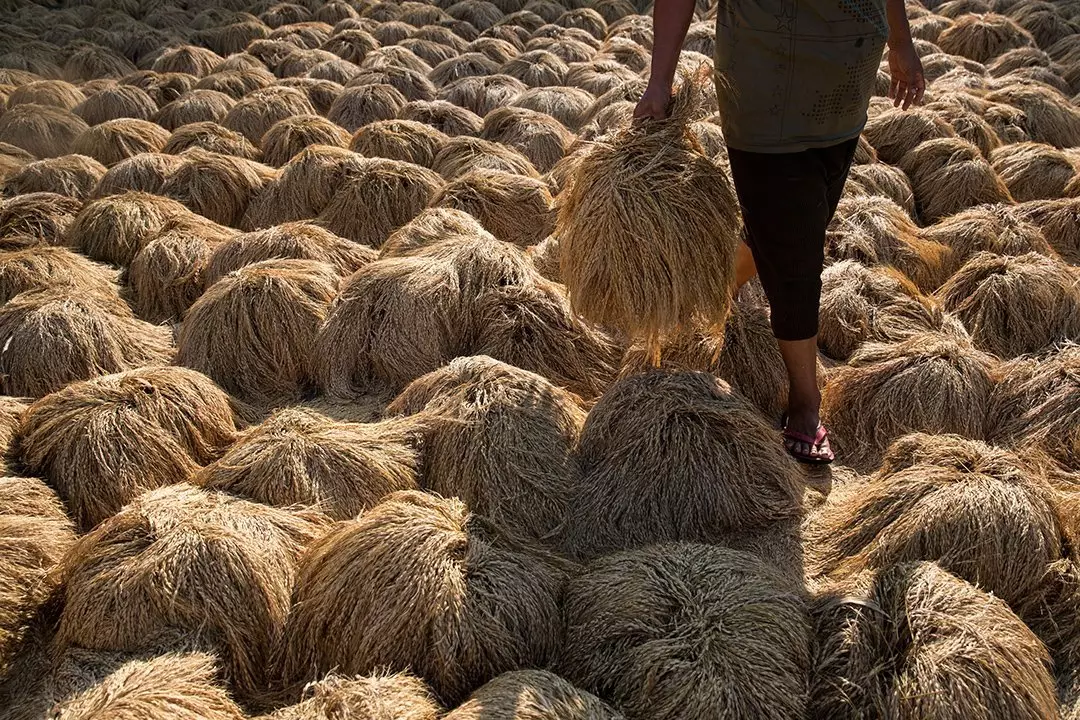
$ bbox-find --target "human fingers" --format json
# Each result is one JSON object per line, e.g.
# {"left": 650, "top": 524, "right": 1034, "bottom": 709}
{"left": 889, "top": 75, "right": 900, "bottom": 100}
{"left": 893, "top": 79, "right": 907, "bottom": 107}
{"left": 913, "top": 73, "right": 926, "bottom": 105}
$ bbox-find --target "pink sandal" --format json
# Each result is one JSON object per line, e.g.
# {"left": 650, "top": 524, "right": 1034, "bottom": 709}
{"left": 782, "top": 420, "right": 835, "bottom": 464}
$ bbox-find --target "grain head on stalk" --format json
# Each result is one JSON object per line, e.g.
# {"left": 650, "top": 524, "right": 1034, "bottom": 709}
{"left": 2, "top": 154, "right": 106, "bottom": 200}
{"left": 556, "top": 70, "right": 739, "bottom": 359}
{"left": 0, "top": 246, "right": 119, "bottom": 305}
{"left": 162, "top": 121, "right": 262, "bottom": 160}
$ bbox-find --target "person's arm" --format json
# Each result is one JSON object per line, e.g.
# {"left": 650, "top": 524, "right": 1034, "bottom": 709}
{"left": 634, "top": 0, "right": 697, "bottom": 119}
{"left": 886, "top": 0, "right": 925, "bottom": 109}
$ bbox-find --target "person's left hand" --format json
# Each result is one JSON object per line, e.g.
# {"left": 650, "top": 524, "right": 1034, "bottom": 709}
{"left": 887, "top": 41, "right": 925, "bottom": 110}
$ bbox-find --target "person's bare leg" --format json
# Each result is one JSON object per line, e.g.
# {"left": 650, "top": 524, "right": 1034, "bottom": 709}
{"left": 777, "top": 336, "right": 825, "bottom": 458}
{"left": 734, "top": 240, "right": 757, "bottom": 290}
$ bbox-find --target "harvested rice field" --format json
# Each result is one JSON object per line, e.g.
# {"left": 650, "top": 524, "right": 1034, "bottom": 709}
{"left": 0, "top": 0, "right": 1078, "bottom": 717}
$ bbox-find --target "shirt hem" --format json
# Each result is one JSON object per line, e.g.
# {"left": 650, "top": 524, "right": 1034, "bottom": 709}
{"left": 722, "top": 125, "right": 867, "bottom": 154}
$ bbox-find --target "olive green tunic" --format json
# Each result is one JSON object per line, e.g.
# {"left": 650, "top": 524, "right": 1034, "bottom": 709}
{"left": 714, "top": 0, "right": 889, "bottom": 152}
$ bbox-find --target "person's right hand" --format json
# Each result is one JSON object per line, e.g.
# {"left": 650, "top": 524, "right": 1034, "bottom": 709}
{"left": 634, "top": 83, "right": 672, "bottom": 120}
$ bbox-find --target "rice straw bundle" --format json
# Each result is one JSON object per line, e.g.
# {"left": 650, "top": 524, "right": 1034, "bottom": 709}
{"left": 197, "top": 407, "right": 420, "bottom": 519}
{"left": 55, "top": 484, "right": 328, "bottom": 698}
{"left": 275, "top": 490, "right": 568, "bottom": 705}
{"left": 1012, "top": 197, "right": 1080, "bottom": 264}
{"left": 474, "top": 281, "right": 622, "bottom": 399}
{"left": 352, "top": 64, "right": 440, "bottom": 102}
{"left": 818, "top": 260, "right": 969, "bottom": 361}
{"left": 844, "top": 162, "right": 916, "bottom": 214}
{"left": 825, "top": 195, "right": 951, "bottom": 292}
{"left": 810, "top": 562, "right": 1056, "bottom": 720}
{"left": 991, "top": 141, "right": 1079, "bottom": 201}
{"left": 176, "top": 259, "right": 340, "bottom": 406}
{"left": 0, "top": 510, "right": 76, "bottom": 673}
{"left": 68, "top": 191, "right": 185, "bottom": 267}
{"left": 0, "top": 288, "right": 172, "bottom": 398}
{"left": 2, "top": 154, "right": 106, "bottom": 200}
{"left": 445, "top": 670, "right": 620, "bottom": 720}
{"left": 385, "top": 355, "right": 585, "bottom": 540}
{"left": 7, "top": 79, "right": 85, "bottom": 111}
{"left": 467, "top": 37, "right": 524, "bottom": 64}
{"left": 278, "top": 78, "right": 344, "bottom": 116}
{"left": 260, "top": 114, "right": 350, "bottom": 166}
{"left": 0, "top": 103, "right": 89, "bottom": 159}
{"left": 315, "top": 256, "right": 466, "bottom": 396}
{"left": 317, "top": 157, "right": 442, "bottom": 247}
{"left": 989, "top": 343, "right": 1080, "bottom": 466}
{"left": 206, "top": 221, "right": 375, "bottom": 285}
{"left": 326, "top": 83, "right": 407, "bottom": 132}
{"left": 921, "top": 203, "right": 1054, "bottom": 274}
{"left": 223, "top": 85, "right": 317, "bottom": 144}
{"left": 15, "top": 366, "right": 241, "bottom": 530}
{"left": 935, "top": 252, "right": 1080, "bottom": 358}
{"left": 0, "top": 191, "right": 82, "bottom": 247}
{"left": 261, "top": 672, "right": 441, "bottom": 720}
{"left": 378, "top": 206, "right": 488, "bottom": 257}
{"left": 861, "top": 108, "right": 957, "bottom": 165}
{"left": 432, "top": 169, "right": 554, "bottom": 247}
{"left": 93, "top": 152, "right": 183, "bottom": 196}
{"left": 126, "top": 215, "right": 234, "bottom": 323}
{"left": 560, "top": 543, "right": 810, "bottom": 720}
{"left": 194, "top": 68, "right": 276, "bottom": 100}
{"left": 556, "top": 74, "right": 739, "bottom": 357}
{"left": 161, "top": 149, "right": 276, "bottom": 227}
{"left": 152, "top": 46, "right": 224, "bottom": 78}
{"left": 924, "top": 98, "right": 1003, "bottom": 157}
{"left": 349, "top": 118, "right": 449, "bottom": 167}
{"left": 986, "top": 83, "right": 1080, "bottom": 148}
{"left": 399, "top": 99, "right": 484, "bottom": 136}
{"left": 69, "top": 118, "right": 170, "bottom": 167}
{"left": 480, "top": 105, "right": 571, "bottom": 171}
{"left": 564, "top": 370, "right": 803, "bottom": 560}
{"left": 0, "top": 246, "right": 119, "bottom": 304}
{"left": 436, "top": 73, "right": 526, "bottom": 116}
{"left": 162, "top": 121, "right": 262, "bottom": 160}
{"left": 153, "top": 89, "right": 236, "bottom": 131}
{"left": 432, "top": 135, "right": 539, "bottom": 179}
{"left": 898, "top": 137, "right": 1013, "bottom": 224}
{"left": 805, "top": 433, "right": 1059, "bottom": 606}
{"left": 937, "top": 12, "right": 1036, "bottom": 63}
{"left": 820, "top": 333, "right": 998, "bottom": 471}
{"left": 511, "top": 86, "right": 594, "bottom": 130}
{"left": 49, "top": 651, "right": 246, "bottom": 720}
{"left": 120, "top": 71, "right": 196, "bottom": 109}
{"left": 242, "top": 145, "right": 365, "bottom": 229}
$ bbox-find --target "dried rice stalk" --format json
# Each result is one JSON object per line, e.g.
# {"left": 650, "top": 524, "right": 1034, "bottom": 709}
{"left": 260, "top": 672, "right": 441, "bottom": 720}
{"left": 446, "top": 670, "right": 620, "bottom": 720}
